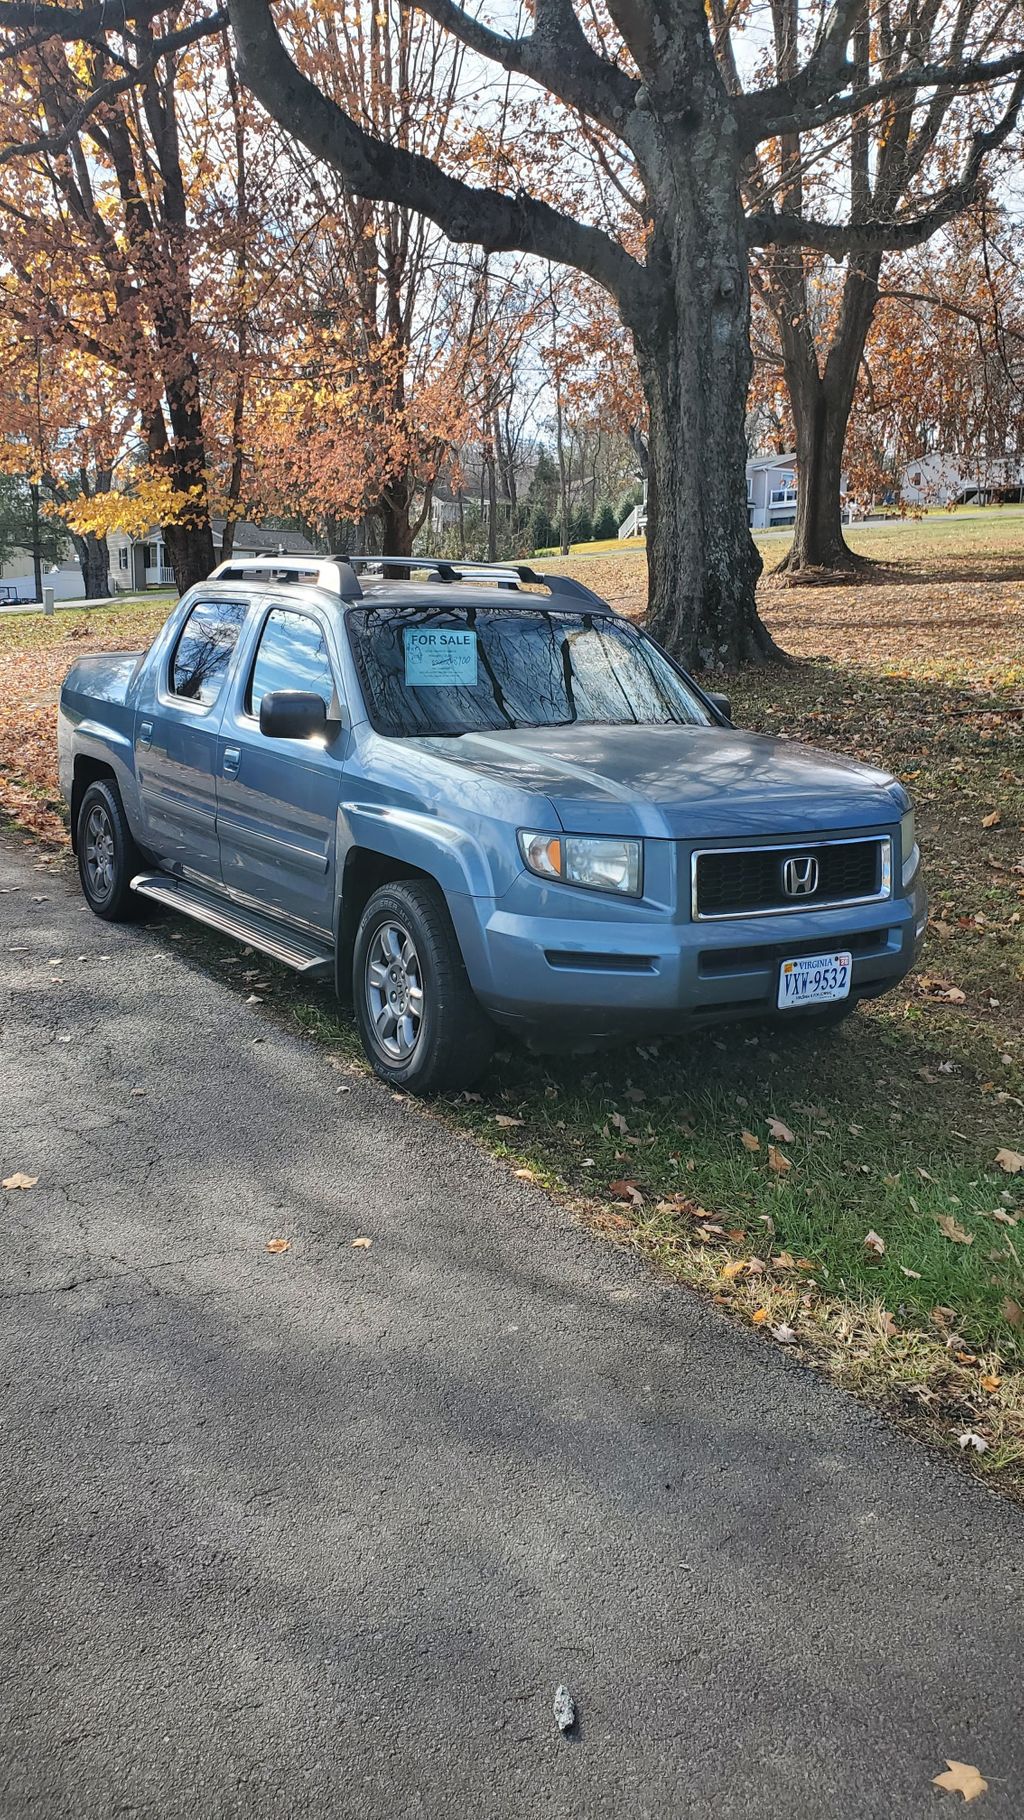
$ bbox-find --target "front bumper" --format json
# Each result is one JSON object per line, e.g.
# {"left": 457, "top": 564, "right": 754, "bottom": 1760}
{"left": 451, "top": 871, "right": 927, "bottom": 1039}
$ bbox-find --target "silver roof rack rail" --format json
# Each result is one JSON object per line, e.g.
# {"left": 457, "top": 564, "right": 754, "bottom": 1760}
{"left": 208, "top": 553, "right": 363, "bottom": 600}
{"left": 341, "top": 555, "right": 610, "bottom": 612}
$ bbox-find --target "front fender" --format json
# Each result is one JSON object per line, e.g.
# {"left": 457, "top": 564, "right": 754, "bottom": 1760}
{"left": 339, "top": 800, "right": 499, "bottom": 899}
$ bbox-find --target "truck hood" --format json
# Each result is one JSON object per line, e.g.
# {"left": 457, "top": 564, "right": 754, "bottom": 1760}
{"left": 412, "top": 724, "right": 903, "bottom": 838}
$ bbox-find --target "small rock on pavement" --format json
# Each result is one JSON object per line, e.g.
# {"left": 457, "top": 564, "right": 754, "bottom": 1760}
{"left": 553, "top": 1685, "right": 576, "bottom": 1734}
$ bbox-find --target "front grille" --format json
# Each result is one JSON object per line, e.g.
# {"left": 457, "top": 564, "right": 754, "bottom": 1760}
{"left": 694, "top": 839, "right": 885, "bottom": 919}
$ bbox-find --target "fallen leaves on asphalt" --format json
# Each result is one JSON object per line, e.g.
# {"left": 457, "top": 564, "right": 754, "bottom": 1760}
{"left": 2, "top": 1172, "right": 38, "bottom": 1190}
{"left": 932, "top": 1760, "right": 988, "bottom": 1802}
{"left": 352, "top": 1236, "right": 373, "bottom": 1249}
{"left": 265, "top": 1237, "right": 290, "bottom": 1254}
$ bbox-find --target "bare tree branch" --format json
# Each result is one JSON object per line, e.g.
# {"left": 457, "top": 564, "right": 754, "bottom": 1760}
{"left": 403, "top": 0, "right": 636, "bottom": 133}
{"left": 0, "top": 0, "right": 167, "bottom": 36}
{"left": 742, "top": 46, "right": 1024, "bottom": 144}
{"left": 747, "top": 70, "right": 1024, "bottom": 252}
{"left": 228, "top": 0, "right": 644, "bottom": 308}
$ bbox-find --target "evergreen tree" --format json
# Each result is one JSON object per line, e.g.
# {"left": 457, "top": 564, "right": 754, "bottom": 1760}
{"left": 594, "top": 502, "right": 618, "bottom": 541}
{"left": 529, "top": 506, "right": 555, "bottom": 553}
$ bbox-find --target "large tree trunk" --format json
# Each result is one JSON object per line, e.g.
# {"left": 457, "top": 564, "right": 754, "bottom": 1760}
{"left": 777, "top": 255, "right": 881, "bottom": 574}
{"left": 69, "top": 529, "right": 110, "bottom": 599}
{"left": 633, "top": 164, "right": 778, "bottom": 669}
{"left": 378, "top": 473, "right": 414, "bottom": 560}
{"left": 162, "top": 521, "right": 215, "bottom": 593}
{"left": 785, "top": 381, "right": 855, "bottom": 570}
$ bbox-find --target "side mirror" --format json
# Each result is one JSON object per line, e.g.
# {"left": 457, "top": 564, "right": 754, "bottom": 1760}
{"left": 259, "top": 690, "right": 329, "bottom": 740}
{"left": 706, "top": 691, "right": 733, "bottom": 724}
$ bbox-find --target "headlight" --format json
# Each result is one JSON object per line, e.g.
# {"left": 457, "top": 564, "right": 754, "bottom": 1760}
{"left": 518, "top": 831, "right": 642, "bottom": 897}
{"left": 900, "top": 808, "right": 919, "bottom": 889}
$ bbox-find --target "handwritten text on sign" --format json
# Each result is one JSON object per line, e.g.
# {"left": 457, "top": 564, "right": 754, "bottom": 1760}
{"left": 404, "top": 626, "right": 479, "bottom": 688}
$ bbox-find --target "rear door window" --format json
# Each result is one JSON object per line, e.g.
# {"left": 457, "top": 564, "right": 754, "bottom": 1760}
{"left": 247, "top": 609, "right": 336, "bottom": 718}
{"left": 170, "top": 599, "right": 249, "bottom": 706}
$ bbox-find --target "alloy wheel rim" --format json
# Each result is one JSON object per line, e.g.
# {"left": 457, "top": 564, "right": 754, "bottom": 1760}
{"left": 365, "top": 920, "right": 424, "bottom": 1061}
{"left": 84, "top": 804, "right": 115, "bottom": 900}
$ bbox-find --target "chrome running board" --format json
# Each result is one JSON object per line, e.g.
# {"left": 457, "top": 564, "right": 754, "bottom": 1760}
{"left": 130, "top": 872, "right": 334, "bottom": 979}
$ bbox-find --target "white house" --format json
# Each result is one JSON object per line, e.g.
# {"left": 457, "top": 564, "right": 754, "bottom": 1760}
{"left": 0, "top": 549, "right": 86, "bottom": 605}
{"left": 745, "top": 454, "right": 799, "bottom": 529}
{"left": 106, "top": 518, "right": 316, "bottom": 591}
{"left": 900, "top": 453, "right": 1024, "bottom": 507}
{"left": 617, "top": 454, "right": 847, "bottom": 538}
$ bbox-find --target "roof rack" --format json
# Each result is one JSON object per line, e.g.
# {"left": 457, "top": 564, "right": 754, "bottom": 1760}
{"left": 205, "top": 551, "right": 612, "bottom": 613}
{"left": 207, "top": 553, "right": 363, "bottom": 600}
{"left": 341, "top": 555, "right": 611, "bottom": 612}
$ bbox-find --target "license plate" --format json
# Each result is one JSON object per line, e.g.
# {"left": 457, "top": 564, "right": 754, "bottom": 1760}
{"left": 778, "top": 951, "right": 852, "bottom": 1010}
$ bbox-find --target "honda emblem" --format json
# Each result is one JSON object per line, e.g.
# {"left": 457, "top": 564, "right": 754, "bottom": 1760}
{"left": 782, "top": 855, "right": 819, "bottom": 898}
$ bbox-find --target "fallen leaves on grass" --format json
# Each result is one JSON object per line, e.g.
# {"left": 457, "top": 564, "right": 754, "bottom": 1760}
{"left": 2, "top": 1173, "right": 38, "bottom": 1190}
{"left": 721, "top": 1258, "right": 748, "bottom": 1280}
{"left": 494, "top": 1114, "right": 524, "bottom": 1128}
{"left": 766, "top": 1116, "right": 795, "bottom": 1144}
{"left": 740, "top": 1129, "right": 760, "bottom": 1152}
{"left": 932, "top": 1761, "right": 988, "bottom": 1803}
{"left": 920, "top": 977, "right": 968, "bottom": 1004}
{"left": 767, "top": 1144, "right": 792, "bottom": 1175}
{"left": 770, "top": 1323, "right": 797, "bottom": 1345}
{"left": 958, "top": 1432, "right": 989, "bottom": 1455}
{"left": 864, "top": 1229, "right": 886, "bottom": 1255}
{"left": 1001, "top": 1297, "right": 1023, "bottom": 1329}
{"left": 937, "top": 1214, "right": 974, "bottom": 1245}
{"left": 979, "top": 1374, "right": 1002, "bottom": 1393}
{"left": 981, "top": 811, "right": 1001, "bottom": 829}
{"left": 995, "top": 1146, "right": 1024, "bottom": 1174}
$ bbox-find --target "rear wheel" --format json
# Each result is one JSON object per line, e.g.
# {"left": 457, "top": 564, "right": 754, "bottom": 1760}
{"left": 353, "top": 880, "right": 494, "bottom": 1094}
{"left": 76, "top": 780, "right": 143, "bottom": 921}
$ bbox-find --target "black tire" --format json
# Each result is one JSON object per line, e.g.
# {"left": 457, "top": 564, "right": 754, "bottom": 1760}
{"left": 352, "top": 879, "right": 494, "bottom": 1094}
{"left": 76, "top": 779, "right": 144, "bottom": 921}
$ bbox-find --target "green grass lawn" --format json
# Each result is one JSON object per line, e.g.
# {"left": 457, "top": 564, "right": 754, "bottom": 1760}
{"left": 2, "top": 525, "right": 1023, "bottom": 1481}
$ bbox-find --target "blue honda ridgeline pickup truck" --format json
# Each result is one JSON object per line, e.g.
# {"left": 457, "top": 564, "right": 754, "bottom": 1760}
{"left": 58, "top": 555, "right": 926, "bottom": 1093}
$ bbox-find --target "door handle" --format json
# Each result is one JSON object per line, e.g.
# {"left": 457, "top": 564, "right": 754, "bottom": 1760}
{"left": 138, "top": 720, "right": 153, "bottom": 750}
{"left": 222, "top": 746, "right": 241, "bottom": 778}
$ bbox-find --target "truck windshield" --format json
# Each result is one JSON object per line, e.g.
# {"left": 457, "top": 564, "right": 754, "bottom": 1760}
{"left": 346, "top": 605, "right": 713, "bottom": 738}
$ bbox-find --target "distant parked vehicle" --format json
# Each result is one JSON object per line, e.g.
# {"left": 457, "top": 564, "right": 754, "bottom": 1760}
{"left": 58, "top": 555, "right": 926, "bottom": 1092}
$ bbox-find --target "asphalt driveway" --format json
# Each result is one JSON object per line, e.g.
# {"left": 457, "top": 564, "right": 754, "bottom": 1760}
{"left": 1, "top": 827, "right": 1022, "bottom": 1818}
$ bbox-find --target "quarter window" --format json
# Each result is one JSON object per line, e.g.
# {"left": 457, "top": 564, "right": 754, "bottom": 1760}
{"left": 170, "top": 599, "right": 248, "bottom": 706}
{"left": 248, "top": 609, "right": 335, "bottom": 719}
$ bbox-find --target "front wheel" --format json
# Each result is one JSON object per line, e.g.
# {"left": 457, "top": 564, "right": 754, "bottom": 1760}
{"left": 76, "top": 779, "right": 143, "bottom": 921}
{"left": 352, "top": 880, "right": 494, "bottom": 1094}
